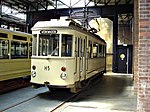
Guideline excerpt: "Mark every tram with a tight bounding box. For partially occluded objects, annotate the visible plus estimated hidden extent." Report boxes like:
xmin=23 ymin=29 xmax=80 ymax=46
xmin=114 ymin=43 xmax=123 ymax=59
xmin=31 ymin=18 xmax=106 ymax=93
xmin=0 ymin=28 xmax=32 ymax=93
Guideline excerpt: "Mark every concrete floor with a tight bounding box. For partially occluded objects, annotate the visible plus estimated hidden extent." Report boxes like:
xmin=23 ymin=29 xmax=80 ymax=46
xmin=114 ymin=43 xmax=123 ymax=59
xmin=55 ymin=73 xmax=137 ymax=112
xmin=0 ymin=73 xmax=137 ymax=112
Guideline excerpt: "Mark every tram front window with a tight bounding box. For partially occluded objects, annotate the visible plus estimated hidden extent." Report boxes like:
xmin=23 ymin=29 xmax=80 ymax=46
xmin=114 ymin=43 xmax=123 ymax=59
xmin=38 ymin=34 xmax=59 ymax=56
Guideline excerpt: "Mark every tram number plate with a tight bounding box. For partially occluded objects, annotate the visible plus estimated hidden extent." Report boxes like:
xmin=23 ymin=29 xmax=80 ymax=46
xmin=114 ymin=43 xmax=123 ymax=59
xmin=40 ymin=30 xmax=57 ymax=34
xmin=44 ymin=66 xmax=50 ymax=71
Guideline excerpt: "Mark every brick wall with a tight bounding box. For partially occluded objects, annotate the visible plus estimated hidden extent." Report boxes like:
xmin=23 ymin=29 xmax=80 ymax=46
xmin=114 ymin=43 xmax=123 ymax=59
xmin=137 ymin=0 xmax=150 ymax=111
xmin=133 ymin=0 xmax=139 ymax=94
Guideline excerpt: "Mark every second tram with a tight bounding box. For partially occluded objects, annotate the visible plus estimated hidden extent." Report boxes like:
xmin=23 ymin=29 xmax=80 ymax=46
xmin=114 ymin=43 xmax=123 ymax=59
xmin=0 ymin=28 xmax=32 ymax=93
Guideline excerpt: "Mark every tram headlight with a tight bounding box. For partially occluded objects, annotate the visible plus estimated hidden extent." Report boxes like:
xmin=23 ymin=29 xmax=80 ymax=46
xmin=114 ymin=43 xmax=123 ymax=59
xmin=32 ymin=71 xmax=36 ymax=78
xmin=60 ymin=73 xmax=67 ymax=80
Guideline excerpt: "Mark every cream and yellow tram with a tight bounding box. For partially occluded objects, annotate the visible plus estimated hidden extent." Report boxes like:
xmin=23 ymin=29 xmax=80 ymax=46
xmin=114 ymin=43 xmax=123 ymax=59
xmin=0 ymin=28 xmax=32 ymax=93
xmin=31 ymin=18 xmax=106 ymax=93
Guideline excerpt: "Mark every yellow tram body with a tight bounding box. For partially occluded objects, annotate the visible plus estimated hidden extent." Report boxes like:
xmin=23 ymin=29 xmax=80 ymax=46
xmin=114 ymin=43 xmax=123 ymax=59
xmin=31 ymin=18 xmax=106 ymax=92
xmin=0 ymin=28 xmax=32 ymax=81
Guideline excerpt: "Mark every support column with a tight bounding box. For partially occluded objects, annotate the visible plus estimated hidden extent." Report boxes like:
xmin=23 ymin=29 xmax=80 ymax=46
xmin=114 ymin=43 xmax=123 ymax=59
xmin=26 ymin=6 xmax=32 ymax=33
xmin=133 ymin=0 xmax=139 ymax=93
xmin=112 ymin=6 xmax=118 ymax=72
xmin=137 ymin=0 xmax=150 ymax=111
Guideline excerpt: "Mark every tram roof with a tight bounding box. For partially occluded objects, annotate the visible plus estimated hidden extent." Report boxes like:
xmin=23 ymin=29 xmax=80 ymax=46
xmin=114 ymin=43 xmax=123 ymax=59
xmin=0 ymin=28 xmax=31 ymax=36
xmin=32 ymin=17 xmax=106 ymax=44
xmin=31 ymin=17 xmax=80 ymax=30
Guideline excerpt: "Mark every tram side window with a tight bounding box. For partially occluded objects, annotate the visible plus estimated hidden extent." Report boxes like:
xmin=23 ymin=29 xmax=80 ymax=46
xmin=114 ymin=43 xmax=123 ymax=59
xmin=77 ymin=38 xmax=80 ymax=57
xmin=32 ymin=34 xmax=37 ymax=56
xmin=103 ymin=46 xmax=106 ymax=57
xmin=61 ymin=34 xmax=72 ymax=57
xmin=88 ymin=40 xmax=92 ymax=58
xmin=29 ymin=43 xmax=32 ymax=57
xmin=0 ymin=39 xmax=9 ymax=59
xmin=93 ymin=43 xmax=98 ymax=58
xmin=11 ymin=41 xmax=28 ymax=58
xmin=99 ymin=45 xmax=103 ymax=57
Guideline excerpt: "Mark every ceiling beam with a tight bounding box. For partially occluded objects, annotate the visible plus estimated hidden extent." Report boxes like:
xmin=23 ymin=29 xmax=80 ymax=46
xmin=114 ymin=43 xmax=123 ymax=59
xmin=17 ymin=0 xmax=37 ymax=11
xmin=28 ymin=4 xmax=133 ymax=26
xmin=105 ymin=0 xmax=112 ymax=5
xmin=115 ymin=0 xmax=122 ymax=5
xmin=126 ymin=0 xmax=132 ymax=4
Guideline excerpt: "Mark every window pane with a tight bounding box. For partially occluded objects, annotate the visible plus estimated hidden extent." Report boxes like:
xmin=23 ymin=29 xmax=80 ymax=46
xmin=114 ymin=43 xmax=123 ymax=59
xmin=0 ymin=39 xmax=9 ymax=59
xmin=29 ymin=43 xmax=32 ymax=57
xmin=38 ymin=34 xmax=59 ymax=56
xmin=93 ymin=43 xmax=98 ymax=58
xmin=61 ymin=34 xmax=72 ymax=57
xmin=32 ymin=34 xmax=37 ymax=56
xmin=88 ymin=40 xmax=92 ymax=58
xmin=11 ymin=41 xmax=28 ymax=58
xmin=99 ymin=45 xmax=103 ymax=57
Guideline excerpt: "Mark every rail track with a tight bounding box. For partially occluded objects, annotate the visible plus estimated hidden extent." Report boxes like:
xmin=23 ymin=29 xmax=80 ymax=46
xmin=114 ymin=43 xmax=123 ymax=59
xmin=0 ymin=87 xmax=76 ymax=112
xmin=50 ymin=73 xmax=103 ymax=112
xmin=0 ymin=73 xmax=103 ymax=112
xmin=0 ymin=96 xmax=38 ymax=112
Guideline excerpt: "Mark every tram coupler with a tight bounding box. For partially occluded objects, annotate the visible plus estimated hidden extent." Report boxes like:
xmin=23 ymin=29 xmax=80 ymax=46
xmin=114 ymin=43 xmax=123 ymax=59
xmin=44 ymin=82 xmax=52 ymax=92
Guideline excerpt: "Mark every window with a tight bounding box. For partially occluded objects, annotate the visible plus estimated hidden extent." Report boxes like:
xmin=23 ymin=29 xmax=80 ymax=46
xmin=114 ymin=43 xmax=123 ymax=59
xmin=38 ymin=34 xmax=59 ymax=56
xmin=0 ymin=39 xmax=9 ymax=59
xmin=0 ymin=33 xmax=7 ymax=38
xmin=32 ymin=34 xmax=37 ymax=56
xmin=13 ymin=35 xmax=27 ymax=41
xmin=99 ymin=45 xmax=103 ymax=57
xmin=103 ymin=46 xmax=106 ymax=57
xmin=78 ymin=38 xmax=80 ymax=57
xmin=61 ymin=34 xmax=72 ymax=57
xmin=11 ymin=41 xmax=28 ymax=58
xmin=29 ymin=43 xmax=32 ymax=57
xmin=93 ymin=43 xmax=98 ymax=58
xmin=88 ymin=40 xmax=92 ymax=58
xmin=98 ymin=45 xmax=106 ymax=58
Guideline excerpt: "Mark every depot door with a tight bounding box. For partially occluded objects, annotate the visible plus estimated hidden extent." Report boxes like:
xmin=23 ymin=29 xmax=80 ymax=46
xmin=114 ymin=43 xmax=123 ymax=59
xmin=117 ymin=45 xmax=133 ymax=74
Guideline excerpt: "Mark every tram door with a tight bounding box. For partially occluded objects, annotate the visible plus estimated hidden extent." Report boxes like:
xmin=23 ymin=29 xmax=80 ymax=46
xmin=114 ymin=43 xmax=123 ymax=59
xmin=77 ymin=38 xmax=86 ymax=81
xmin=117 ymin=45 xmax=133 ymax=74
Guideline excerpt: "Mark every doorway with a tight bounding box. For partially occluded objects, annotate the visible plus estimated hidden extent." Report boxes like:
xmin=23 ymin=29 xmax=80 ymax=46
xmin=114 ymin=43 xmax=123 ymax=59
xmin=117 ymin=45 xmax=133 ymax=74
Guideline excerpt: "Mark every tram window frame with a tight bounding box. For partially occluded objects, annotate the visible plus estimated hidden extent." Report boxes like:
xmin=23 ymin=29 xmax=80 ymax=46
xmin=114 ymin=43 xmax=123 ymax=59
xmin=38 ymin=34 xmax=59 ymax=56
xmin=93 ymin=42 xmax=98 ymax=58
xmin=13 ymin=35 xmax=27 ymax=41
xmin=0 ymin=33 xmax=8 ymax=38
xmin=103 ymin=46 xmax=106 ymax=57
xmin=0 ymin=39 xmax=9 ymax=59
xmin=11 ymin=41 xmax=28 ymax=59
xmin=32 ymin=34 xmax=37 ymax=56
xmin=61 ymin=34 xmax=73 ymax=57
xmin=29 ymin=43 xmax=32 ymax=58
xmin=99 ymin=44 xmax=103 ymax=57
xmin=77 ymin=38 xmax=80 ymax=57
xmin=88 ymin=40 xmax=92 ymax=58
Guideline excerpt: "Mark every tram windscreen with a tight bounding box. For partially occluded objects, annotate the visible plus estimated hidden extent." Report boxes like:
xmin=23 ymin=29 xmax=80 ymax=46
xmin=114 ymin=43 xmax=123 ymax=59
xmin=38 ymin=34 xmax=59 ymax=56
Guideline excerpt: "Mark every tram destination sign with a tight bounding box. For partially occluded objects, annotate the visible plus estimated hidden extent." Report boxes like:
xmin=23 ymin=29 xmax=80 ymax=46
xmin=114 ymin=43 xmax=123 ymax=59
xmin=40 ymin=30 xmax=57 ymax=34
